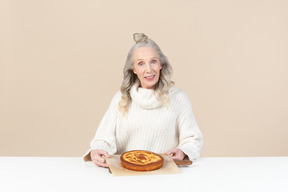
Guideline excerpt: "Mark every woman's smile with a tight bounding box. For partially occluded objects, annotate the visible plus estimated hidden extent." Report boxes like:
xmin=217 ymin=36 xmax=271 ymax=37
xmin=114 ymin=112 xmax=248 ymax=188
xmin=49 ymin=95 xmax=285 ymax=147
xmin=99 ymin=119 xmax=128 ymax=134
xmin=145 ymin=75 xmax=155 ymax=80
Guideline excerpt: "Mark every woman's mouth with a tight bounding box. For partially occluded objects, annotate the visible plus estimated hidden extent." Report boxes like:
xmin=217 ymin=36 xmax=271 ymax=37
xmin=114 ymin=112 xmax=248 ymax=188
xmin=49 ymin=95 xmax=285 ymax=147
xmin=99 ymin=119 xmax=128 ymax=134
xmin=145 ymin=75 xmax=155 ymax=81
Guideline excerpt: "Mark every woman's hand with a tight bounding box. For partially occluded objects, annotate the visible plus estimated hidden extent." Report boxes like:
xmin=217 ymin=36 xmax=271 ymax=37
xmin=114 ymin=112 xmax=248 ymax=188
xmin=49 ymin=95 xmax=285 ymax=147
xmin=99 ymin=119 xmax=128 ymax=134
xmin=90 ymin=150 xmax=110 ymax=168
xmin=165 ymin=148 xmax=186 ymax=160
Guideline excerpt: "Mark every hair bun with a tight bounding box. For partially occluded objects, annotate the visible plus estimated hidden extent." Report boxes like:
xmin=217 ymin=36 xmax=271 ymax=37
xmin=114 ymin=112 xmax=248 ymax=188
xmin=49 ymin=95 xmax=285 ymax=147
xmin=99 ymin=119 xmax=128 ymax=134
xmin=133 ymin=33 xmax=148 ymax=43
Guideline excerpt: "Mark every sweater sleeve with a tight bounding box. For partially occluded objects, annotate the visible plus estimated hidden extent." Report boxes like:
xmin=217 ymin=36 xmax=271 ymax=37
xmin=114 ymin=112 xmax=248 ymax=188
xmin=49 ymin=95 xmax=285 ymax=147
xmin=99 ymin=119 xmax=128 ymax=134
xmin=176 ymin=91 xmax=204 ymax=160
xmin=83 ymin=91 xmax=120 ymax=161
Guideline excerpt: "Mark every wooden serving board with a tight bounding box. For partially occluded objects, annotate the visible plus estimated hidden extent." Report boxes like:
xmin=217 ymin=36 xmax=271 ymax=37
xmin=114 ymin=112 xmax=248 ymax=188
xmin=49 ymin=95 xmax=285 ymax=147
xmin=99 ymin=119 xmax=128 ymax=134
xmin=105 ymin=154 xmax=181 ymax=176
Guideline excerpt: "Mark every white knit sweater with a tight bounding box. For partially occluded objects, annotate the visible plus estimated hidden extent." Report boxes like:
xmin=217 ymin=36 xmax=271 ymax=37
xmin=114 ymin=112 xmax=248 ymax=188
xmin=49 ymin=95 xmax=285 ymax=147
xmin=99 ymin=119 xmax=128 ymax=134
xmin=85 ymin=83 xmax=203 ymax=160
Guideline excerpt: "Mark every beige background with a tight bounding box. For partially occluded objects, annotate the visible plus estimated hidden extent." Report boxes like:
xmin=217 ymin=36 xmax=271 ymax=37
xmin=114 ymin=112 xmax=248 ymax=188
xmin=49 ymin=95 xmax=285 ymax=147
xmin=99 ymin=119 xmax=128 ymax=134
xmin=1 ymin=0 xmax=288 ymax=157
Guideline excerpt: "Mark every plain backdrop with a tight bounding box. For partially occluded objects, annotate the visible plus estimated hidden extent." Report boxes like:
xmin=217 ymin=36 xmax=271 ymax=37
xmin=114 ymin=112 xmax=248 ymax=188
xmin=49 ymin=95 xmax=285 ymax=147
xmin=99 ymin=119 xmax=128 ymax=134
xmin=1 ymin=0 xmax=288 ymax=157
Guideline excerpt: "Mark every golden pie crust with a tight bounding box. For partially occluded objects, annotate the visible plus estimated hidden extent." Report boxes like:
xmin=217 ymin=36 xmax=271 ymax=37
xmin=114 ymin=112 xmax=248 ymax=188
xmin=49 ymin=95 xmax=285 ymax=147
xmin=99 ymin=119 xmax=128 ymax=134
xmin=120 ymin=150 xmax=164 ymax=171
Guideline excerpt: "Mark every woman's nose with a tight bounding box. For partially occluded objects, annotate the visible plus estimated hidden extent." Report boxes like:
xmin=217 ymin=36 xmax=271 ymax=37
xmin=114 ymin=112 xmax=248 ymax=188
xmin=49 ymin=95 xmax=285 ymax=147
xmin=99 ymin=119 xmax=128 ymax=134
xmin=146 ymin=63 xmax=152 ymax=72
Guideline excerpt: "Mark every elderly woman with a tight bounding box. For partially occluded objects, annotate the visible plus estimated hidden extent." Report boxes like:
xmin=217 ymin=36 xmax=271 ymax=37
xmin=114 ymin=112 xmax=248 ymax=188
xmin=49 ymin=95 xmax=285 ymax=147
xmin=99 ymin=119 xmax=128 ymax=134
xmin=83 ymin=33 xmax=203 ymax=167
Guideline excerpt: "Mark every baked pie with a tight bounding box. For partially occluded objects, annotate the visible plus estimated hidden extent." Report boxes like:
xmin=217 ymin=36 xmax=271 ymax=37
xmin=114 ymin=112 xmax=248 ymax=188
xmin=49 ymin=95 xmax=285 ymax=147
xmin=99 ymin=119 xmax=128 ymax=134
xmin=120 ymin=150 xmax=164 ymax=171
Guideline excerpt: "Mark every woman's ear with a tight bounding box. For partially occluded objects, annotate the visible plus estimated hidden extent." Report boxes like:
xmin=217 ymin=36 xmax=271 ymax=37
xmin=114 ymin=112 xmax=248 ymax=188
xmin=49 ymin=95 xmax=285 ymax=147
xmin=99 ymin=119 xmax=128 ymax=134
xmin=131 ymin=66 xmax=136 ymax=74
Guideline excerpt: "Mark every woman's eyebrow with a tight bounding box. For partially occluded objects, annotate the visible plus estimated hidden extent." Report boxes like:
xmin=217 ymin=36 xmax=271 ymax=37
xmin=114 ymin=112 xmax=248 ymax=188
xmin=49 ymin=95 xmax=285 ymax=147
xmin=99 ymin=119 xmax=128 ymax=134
xmin=135 ymin=57 xmax=158 ymax=62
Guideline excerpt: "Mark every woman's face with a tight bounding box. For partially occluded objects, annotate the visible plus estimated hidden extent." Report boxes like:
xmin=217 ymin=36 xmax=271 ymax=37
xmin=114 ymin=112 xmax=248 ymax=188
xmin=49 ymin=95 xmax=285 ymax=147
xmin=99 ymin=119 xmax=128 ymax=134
xmin=132 ymin=47 xmax=162 ymax=89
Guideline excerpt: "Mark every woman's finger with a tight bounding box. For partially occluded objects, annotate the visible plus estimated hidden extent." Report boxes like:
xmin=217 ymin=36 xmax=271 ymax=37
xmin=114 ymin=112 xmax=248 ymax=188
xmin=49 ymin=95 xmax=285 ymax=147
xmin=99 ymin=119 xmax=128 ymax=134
xmin=165 ymin=148 xmax=177 ymax=155
xmin=171 ymin=153 xmax=183 ymax=160
xmin=96 ymin=160 xmax=109 ymax=168
xmin=94 ymin=159 xmax=109 ymax=168
xmin=165 ymin=148 xmax=185 ymax=160
xmin=100 ymin=150 xmax=110 ymax=158
xmin=94 ymin=155 xmax=105 ymax=163
xmin=92 ymin=155 xmax=109 ymax=167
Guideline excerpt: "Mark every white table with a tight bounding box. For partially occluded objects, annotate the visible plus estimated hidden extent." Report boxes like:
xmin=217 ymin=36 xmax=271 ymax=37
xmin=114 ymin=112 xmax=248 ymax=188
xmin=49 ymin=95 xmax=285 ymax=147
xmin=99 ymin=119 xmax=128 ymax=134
xmin=0 ymin=157 xmax=287 ymax=192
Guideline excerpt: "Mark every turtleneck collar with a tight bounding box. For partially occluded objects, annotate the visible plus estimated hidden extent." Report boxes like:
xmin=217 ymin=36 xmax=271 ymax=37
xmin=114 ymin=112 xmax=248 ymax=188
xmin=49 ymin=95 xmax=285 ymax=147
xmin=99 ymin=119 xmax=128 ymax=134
xmin=130 ymin=82 xmax=162 ymax=109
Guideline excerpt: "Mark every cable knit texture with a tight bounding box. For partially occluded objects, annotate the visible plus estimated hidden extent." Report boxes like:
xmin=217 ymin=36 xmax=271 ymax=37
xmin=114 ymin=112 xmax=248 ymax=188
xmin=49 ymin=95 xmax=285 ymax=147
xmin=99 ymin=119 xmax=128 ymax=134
xmin=83 ymin=84 xmax=203 ymax=161
xmin=130 ymin=84 xmax=162 ymax=109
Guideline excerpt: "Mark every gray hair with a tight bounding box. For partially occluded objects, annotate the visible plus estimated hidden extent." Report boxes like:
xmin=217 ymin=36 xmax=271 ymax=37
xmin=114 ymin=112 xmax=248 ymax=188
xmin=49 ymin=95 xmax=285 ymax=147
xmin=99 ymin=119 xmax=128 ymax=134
xmin=119 ymin=33 xmax=174 ymax=115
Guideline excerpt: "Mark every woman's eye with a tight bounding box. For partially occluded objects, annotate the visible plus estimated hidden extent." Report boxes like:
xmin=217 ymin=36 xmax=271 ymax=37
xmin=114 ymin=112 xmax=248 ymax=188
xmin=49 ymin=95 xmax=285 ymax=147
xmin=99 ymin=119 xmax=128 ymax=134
xmin=138 ymin=62 xmax=144 ymax=66
xmin=151 ymin=60 xmax=157 ymax=64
